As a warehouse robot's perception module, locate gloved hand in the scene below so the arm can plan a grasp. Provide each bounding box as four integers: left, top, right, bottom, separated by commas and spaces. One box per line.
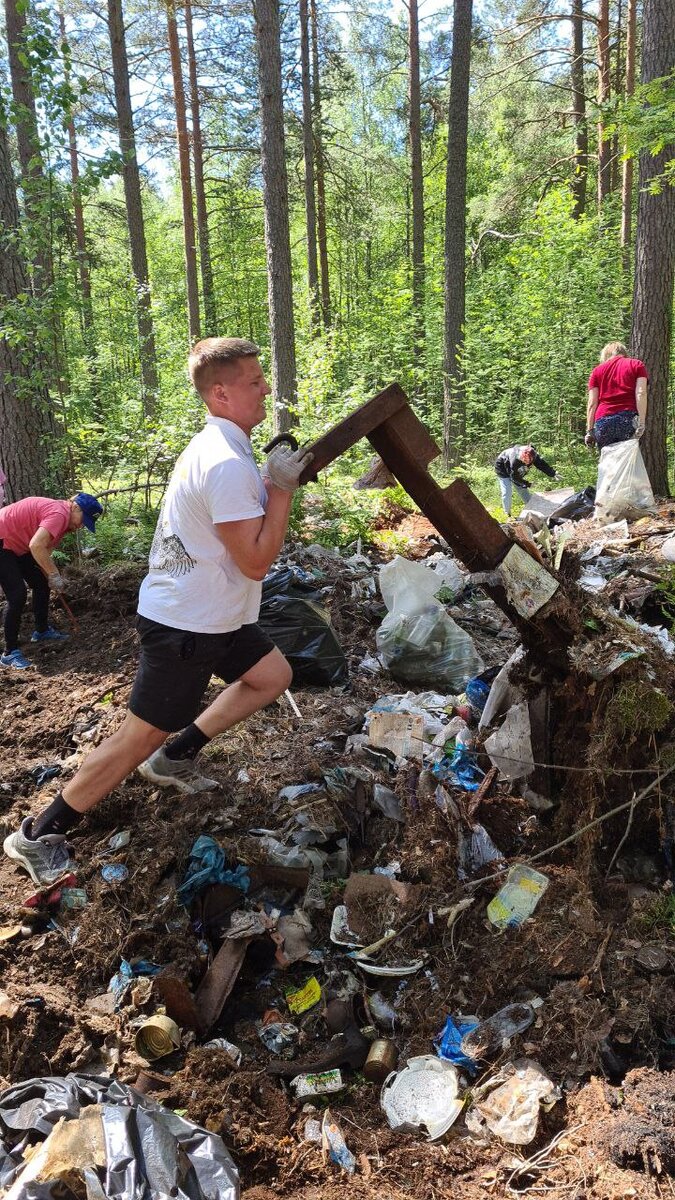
553, 473, 562, 481
635, 422, 645, 439
584, 432, 596, 449
48, 572, 67, 592
263, 444, 314, 492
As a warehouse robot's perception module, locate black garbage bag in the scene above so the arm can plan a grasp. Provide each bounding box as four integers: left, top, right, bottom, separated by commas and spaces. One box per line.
0, 1072, 239, 1198
547, 485, 596, 527
259, 569, 348, 687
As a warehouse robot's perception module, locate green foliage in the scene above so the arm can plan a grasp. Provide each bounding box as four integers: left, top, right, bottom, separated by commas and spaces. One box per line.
608, 72, 675, 192
638, 893, 675, 936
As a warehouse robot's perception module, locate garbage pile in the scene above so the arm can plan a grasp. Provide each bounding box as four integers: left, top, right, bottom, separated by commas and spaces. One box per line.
1, 517, 675, 1199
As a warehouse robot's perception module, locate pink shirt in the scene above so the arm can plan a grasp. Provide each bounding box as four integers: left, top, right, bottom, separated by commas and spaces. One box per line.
0, 497, 71, 555
589, 356, 649, 421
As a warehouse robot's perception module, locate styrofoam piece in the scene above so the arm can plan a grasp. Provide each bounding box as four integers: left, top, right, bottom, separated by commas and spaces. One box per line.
381, 1055, 463, 1140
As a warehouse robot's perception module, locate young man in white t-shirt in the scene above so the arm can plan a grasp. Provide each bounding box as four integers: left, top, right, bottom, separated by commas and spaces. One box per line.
4, 338, 313, 886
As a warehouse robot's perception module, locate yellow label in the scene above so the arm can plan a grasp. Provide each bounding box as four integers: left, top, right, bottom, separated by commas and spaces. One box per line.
286, 976, 322, 1014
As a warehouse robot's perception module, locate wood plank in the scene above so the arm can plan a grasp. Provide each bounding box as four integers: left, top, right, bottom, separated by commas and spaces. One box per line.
298, 383, 408, 483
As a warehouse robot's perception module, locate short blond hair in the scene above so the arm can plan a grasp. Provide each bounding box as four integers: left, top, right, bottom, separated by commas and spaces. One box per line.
188, 337, 260, 397
600, 340, 627, 362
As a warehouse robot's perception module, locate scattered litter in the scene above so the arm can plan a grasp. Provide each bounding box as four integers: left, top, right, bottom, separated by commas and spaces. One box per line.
107, 958, 161, 1006
435, 1014, 480, 1072
368, 711, 424, 760
100, 864, 129, 884
203, 1037, 243, 1067
321, 1108, 356, 1173
286, 976, 322, 1014
367, 991, 399, 1032
484, 702, 534, 780
0, 925, 24, 943
0, 1072, 238, 1198
466, 1058, 561, 1144
381, 1055, 463, 1140
363, 1038, 398, 1083
376, 556, 483, 688
108, 830, 131, 851
0, 992, 18, 1019
29, 764, 62, 788
291, 1069, 344, 1097
176, 836, 250, 905
372, 783, 404, 821
487, 865, 550, 929
135, 1014, 181, 1060
256, 1012, 299, 1055
60, 887, 88, 909
461, 1002, 535, 1061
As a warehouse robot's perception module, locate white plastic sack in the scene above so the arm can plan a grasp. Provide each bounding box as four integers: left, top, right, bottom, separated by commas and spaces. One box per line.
594, 439, 656, 524
377, 557, 483, 690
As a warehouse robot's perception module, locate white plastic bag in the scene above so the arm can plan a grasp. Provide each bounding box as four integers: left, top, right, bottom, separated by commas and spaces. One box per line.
376, 557, 483, 689
594, 439, 656, 524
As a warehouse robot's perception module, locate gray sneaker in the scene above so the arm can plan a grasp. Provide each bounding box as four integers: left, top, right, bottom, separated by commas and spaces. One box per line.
137, 747, 219, 794
3, 817, 75, 886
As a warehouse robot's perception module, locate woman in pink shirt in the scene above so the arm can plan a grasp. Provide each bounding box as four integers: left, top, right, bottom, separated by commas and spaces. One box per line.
585, 341, 649, 449
0, 492, 102, 669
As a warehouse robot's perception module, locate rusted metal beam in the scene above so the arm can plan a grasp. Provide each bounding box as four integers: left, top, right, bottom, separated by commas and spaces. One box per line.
299, 384, 408, 483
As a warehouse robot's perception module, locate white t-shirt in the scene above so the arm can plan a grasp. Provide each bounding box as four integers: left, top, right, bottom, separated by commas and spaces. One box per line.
137, 416, 267, 633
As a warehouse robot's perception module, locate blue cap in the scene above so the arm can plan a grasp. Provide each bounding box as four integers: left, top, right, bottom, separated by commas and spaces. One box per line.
74, 492, 103, 533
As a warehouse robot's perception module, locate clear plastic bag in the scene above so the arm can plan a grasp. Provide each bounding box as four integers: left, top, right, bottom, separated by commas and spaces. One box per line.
376, 557, 483, 689
594, 439, 656, 524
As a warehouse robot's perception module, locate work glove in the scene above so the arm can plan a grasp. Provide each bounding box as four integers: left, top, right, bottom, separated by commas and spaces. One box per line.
634, 422, 645, 439
48, 572, 67, 593
584, 432, 596, 449
263, 444, 314, 492
553, 473, 562, 481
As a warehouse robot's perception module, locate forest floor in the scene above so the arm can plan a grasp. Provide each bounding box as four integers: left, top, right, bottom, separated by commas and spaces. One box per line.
0, 506, 674, 1199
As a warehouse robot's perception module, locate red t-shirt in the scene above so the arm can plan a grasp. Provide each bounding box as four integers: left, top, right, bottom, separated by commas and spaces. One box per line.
589, 356, 648, 421
0, 497, 71, 555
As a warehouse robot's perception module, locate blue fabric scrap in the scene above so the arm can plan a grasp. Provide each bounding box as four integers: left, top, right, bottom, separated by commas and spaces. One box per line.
176, 835, 250, 906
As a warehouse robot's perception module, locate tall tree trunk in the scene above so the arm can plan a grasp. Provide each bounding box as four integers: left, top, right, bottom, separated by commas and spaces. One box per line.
611, 0, 623, 193
299, 0, 320, 329
3, 0, 44, 193
59, 8, 94, 336
408, 0, 425, 366
253, 0, 297, 433
570, 0, 588, 218
166, 0, 200, 343
310, 0, 331, 328
630, 0, 675, 497
107, 0, 159, 415
0, 107, 53, 500
620, 0, 637, 270
184, 0, 217, 334
596, 0, 612, 205
443, 0, 472, 467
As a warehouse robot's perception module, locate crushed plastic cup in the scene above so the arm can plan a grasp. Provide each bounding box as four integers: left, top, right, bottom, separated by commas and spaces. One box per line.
380, 1055, 463, 1140
487, 865, 549, 930
466, 1058, 561, 1144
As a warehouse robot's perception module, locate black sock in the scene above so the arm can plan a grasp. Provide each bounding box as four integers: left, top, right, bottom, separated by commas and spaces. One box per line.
164, 723, 210, 761
30, 792, 82, 839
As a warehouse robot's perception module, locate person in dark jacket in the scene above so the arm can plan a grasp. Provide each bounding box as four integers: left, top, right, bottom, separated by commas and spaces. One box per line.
494, 445, 558, 517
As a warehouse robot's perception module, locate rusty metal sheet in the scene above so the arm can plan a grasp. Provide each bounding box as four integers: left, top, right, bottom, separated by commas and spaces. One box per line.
195, 937, 251, 1032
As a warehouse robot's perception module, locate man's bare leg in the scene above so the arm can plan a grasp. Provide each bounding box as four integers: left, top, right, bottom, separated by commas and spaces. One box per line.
62, 647, 291, 813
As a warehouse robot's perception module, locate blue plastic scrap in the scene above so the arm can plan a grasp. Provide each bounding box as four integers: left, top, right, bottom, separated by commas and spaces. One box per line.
108, 957, 161, 1005
433, 748, 485, 791
435, 1014, 480, 1074
176, 835, 250, 906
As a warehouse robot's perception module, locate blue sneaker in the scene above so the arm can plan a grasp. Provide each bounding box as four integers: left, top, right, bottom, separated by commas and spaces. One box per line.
31, 627, 69, 643
0, 649, 31, 669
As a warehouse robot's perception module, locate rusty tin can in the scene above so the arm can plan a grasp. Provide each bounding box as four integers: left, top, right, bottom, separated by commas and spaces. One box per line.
363, 1038, 398, 1084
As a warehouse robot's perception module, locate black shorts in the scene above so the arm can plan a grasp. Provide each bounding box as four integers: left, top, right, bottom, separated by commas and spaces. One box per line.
129, 616, 276, 732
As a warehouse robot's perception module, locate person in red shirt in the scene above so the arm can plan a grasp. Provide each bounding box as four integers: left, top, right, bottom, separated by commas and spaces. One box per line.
585, 341, 649, 449
0, 492, 102, 669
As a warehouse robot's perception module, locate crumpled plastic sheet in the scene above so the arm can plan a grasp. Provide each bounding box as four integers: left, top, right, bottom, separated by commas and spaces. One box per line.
177, 835, 250, 905
0, 1072, 239, 1198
